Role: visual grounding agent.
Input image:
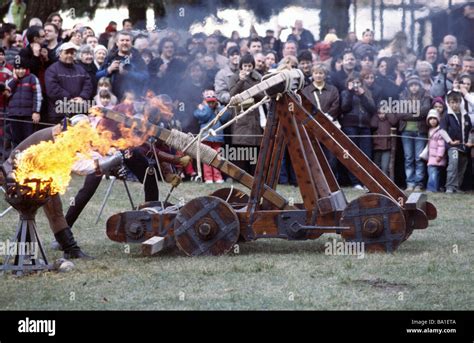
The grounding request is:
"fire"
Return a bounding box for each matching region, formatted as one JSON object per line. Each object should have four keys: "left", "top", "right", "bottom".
{"left": 14, "top": 96, "right": 174, "bottom": 196}
{"left": 13, "top": 120, "right": 137, "bottom": 195}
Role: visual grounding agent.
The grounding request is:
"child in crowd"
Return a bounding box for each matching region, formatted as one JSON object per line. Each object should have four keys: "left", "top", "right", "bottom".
{"left": 98, "top": 89, "right": 114, "bottom": 110}
{"left": 6, "top": 61, "right": 42, "bottom": 147}
{"left": 398, "top": 75, "right": 431, "bottom": 191}
{"left": 425, "top": 109, "right": 449, "bottom": 192}
{"left": 431, "top": 97, "right": 445, "bottom": 120}
{"left": 441, "top": 91, "right": 473, "bottom": 193}
{"left": 370, "top": 104, "right": 398, "bottom": 178}
{"left": 193, "top": 89, "right": 231, "bottom": 184}
{"left": 94, "top": 77, "right": 117, "bottom": 107}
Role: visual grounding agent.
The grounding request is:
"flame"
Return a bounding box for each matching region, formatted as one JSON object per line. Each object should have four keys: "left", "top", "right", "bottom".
{"left": 14, "top": 96, "right": 174, "bottom": 196}
{"left": 14, "top": 120, "right": 138, "bottom": 195}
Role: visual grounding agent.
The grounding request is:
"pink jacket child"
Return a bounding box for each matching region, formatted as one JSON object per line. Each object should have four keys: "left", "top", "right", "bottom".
{"left": 426, "top": 110, "right": 449, "bottom": 167}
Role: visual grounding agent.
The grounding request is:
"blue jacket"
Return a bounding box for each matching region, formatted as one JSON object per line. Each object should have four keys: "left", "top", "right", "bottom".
{"left": 96, "top": 48, "right": 148, "bottom": 100}
{"left": 193, "top": 104, "right": 231, "bottom": 143}
{"left": 6, "top": 74, "right": 42, "bottom": 117}
{"left": 45, "top": 61, "right": 93, "bottom": 119}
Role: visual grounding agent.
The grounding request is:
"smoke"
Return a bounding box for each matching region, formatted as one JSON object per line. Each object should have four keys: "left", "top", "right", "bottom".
{"left": 161, "top": 0, "right": 319, "bottom": 29}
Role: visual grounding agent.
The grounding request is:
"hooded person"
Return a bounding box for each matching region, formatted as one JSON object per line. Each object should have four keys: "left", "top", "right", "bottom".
{"left": 424, "top": 109, "right": 450, "bottom": 192}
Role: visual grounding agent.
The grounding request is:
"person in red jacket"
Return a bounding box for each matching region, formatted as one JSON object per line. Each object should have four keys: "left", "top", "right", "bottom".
{"left": 0, "top": 47, "right": 13, "bottom": 159}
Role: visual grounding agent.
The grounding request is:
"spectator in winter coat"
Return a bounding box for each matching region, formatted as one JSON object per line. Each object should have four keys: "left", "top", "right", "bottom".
{"left": 228, "top": 54, "right": 263, "bottom": 175}
{"left": 374, "top": 57, "right": 404, "bottom": 102}
{"left": 77, "top": 45, "right": 98, "bottom": 94}
{"left": 340, "top": 74, "right": 376, "bottom": 189}
{"left": 45, "top": 42, "right": 94, "bottom": 124}
{"left": 148, "top": 38, "right": 186, "bottom": 96}
{"left": 425, "top": 110, "right": 449, "bottom": 192}
{"left": 193, "top": 90, "right": 231, "bottom": 183}
{"left": 0, "top": 47, "right": 13, "bottom": 111}
{"left": 96, "top": 31, "right": 148, "bottom": 100}
{"left": 18, "top": 26, "right": 51, "bottom": 82}
{"left": 330, "top": 50, "right": 357, "bottom": 92}
{"left": 430, "top": 55, "right": 462, "bottom": 98}
{"left": 370, "top": 105, "right": 398, "bottom": 178}
{"left": 5, "top": 61, "right": 42, "bottom": 146}
{"left": 215, "top": 46, "right": 240, "bottom": 105}
{"left": 397, "top": 75, "right": 431, "bottom": 191}
{"left": 441, "top": 91, "right": 473, "bottom": 193}
{"left": 301, "top": 63, "right": 341, "bottom": 172}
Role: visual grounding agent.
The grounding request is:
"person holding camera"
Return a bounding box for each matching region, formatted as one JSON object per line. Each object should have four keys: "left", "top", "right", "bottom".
{"left": 96, "top": 31, "right": 148, "bottom": 100}
{"left": 340, "top": 74, "right": 376, "bottom": 189}
{"left": 431, "top": 55, "right": 462, "bottom": 98}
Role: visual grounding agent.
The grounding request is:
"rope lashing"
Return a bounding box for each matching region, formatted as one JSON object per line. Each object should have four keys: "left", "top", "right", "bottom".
{"left": 165, "top": 129, "right": 219, "bottom": 165}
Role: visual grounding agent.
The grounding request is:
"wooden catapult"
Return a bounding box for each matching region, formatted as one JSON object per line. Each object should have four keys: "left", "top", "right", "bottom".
{"left": 102, "top": 69, "right": 437, "bottom": 256}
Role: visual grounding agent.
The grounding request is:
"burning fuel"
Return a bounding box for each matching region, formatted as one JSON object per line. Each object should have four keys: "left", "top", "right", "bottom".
{"left": 13, "top": 120, "right": 142, "bottom": 195}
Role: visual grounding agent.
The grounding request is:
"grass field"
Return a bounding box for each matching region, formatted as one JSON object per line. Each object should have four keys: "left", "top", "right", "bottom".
{"left": 0, "top": 175, "right": 473, "bottom": 310}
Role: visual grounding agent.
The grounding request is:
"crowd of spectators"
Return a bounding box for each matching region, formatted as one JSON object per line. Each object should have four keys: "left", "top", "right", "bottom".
{"left": 0, "top": 3, "right": 473, "bottom": 192}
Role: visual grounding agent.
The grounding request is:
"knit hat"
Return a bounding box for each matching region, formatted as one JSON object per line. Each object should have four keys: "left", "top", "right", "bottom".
{"left": 431, "top": 96, "right": 445, "bottom": 109}
{"left": 13, "top": 60, "right": 27, "bottom": 69}
{"left": 426, "top": 109, "right": 440, "bottom": 125}
{"left": 94, "top": 45, "right": 108, "bottom": 55}
{"left": 406, "top": 74, "right": 422, "bottom": 87}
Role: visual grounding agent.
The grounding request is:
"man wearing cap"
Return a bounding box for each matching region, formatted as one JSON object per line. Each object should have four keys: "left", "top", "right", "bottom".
{"left": 44, "top": 42, "right": 94, "bottom": 124}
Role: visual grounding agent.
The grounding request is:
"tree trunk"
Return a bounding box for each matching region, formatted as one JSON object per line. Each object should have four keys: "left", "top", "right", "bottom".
{"left": 320, "top": 0, "right": 351, "bottom": 39}
{"left": 127, "top": 2, "right": 148, "bottom": 30}
{"left": 24, "top": 0, "right": 61, "bottom": 30}
{"left": 153, "top": 0, "right": 167, "bottom": 29}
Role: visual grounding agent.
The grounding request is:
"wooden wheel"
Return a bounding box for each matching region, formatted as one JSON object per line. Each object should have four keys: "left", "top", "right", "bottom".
{"left": 173, "top": 196, "right": 240, "bottom": 256}
{"left": 340, "top": 194, "right": 406, "bottom": 253}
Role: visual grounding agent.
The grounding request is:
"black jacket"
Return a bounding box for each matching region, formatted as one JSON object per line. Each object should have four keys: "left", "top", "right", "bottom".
{"left": 440, "top": 106, "right": 472, "bottom": 153}
{"left": 340, "top": 89, "right": 376, "bottom": 128}
{"left": 45, "top": 61, "right": 94, "bottom": 119}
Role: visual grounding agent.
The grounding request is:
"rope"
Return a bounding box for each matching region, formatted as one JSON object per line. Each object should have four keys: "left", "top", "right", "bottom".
{"left": 202, "top": 96, "right": 271, "bottom": 142}
{"left": 165, "top": 129, "right": 219, "bottom": 165}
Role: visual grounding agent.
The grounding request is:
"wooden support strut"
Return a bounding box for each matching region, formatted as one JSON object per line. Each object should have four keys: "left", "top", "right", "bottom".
{"left": 287, "top": 93, "right": 408, "bottom": 205}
